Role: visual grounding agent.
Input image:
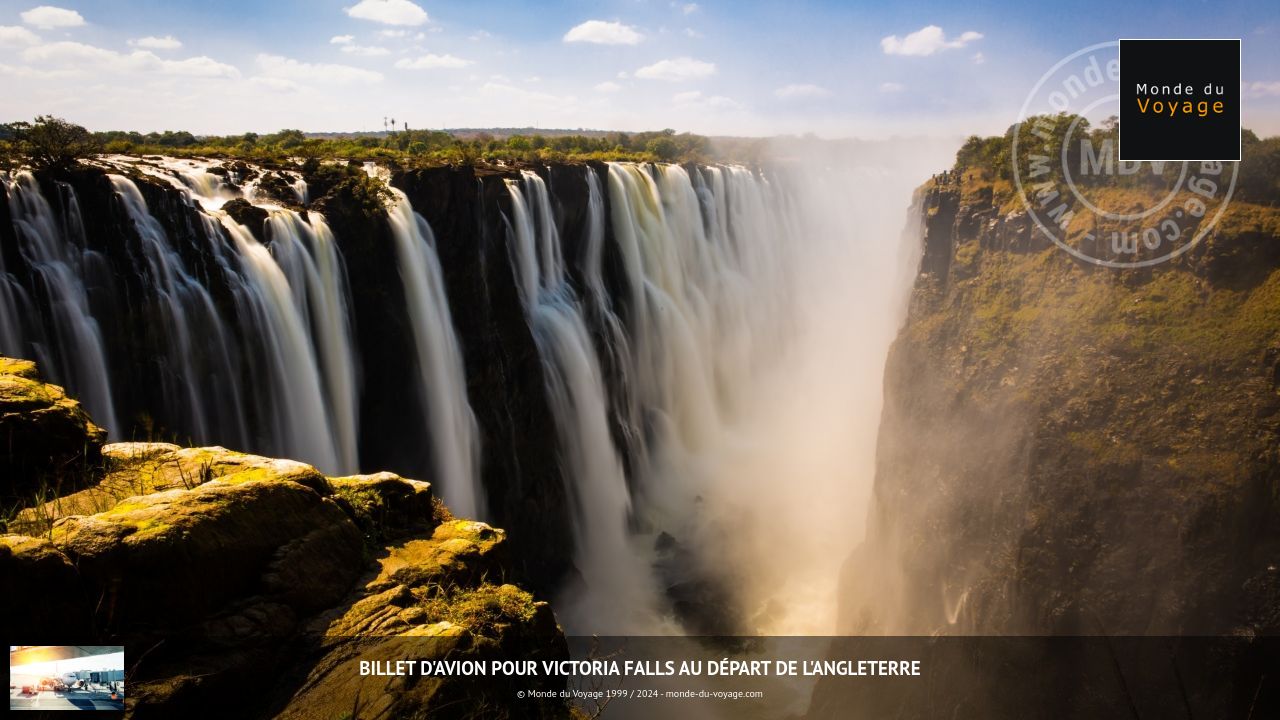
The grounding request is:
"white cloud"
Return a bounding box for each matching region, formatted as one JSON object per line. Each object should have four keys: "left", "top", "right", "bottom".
{"left": 1245, "top": 80, "right": 1280, "bottom": 98}
{"left": 880, "top": 25, "right": 983, "bottom": 56}
{"left": 341, "top": 44, "right": 391, "bottom": 56}
{"left": 394, "top": 53, "right": 472, "bottom": 69}
{"left": 683, "top": 27, "right": 703, "bottom": 39}
{"left": 679, "top": 3, "right": 700, "bottom": 14}
{"left": 0, "top": 25, "right": 40, "bottom": 46}
{"left": 330, "top": 35, "right": 354, "bottom": 44}
{"left": 563, "top": 20, "right": 643, "bottom": 46}
{"left": 971, "top": 52, "right": 985, "bottom": 65}
{"left": 256, "top": 53, "right": 382, "bottom": 84}
{"left": 774, "top": 83, "right": 830, "bottom": 99}
{"left": 22, "top": 41, "right": 239, "bottom": 78}
{"left": 20, "top": 5, "right": 84, "bottom": 30}
{"left": 673, "top": 89, "right": 739, "bottom": 109}
{"left": 22, "top": 41, "right": 115, "bottom": 65}
{"left": 378, "top": 29, "right": 407, "bottom": 38}
{"left": 635, "top": 56, "right": 716, "bottom": 81}
{"left": 128, "top": 35, "right": 182, "bottom": 50}
{"left": 345, "top": 0, "right": 429, "bottom": 26}
{"left": 469, "top": 30, "right": 492, "bottom": 41}
{"left": 879, "top": 82, "right": 904, "bottom": 93}
{"left": 161, "top": 55, "right": 240, "bottom": 78}
{"left": 594, "top": 80, "right": 621, "bottom": 93}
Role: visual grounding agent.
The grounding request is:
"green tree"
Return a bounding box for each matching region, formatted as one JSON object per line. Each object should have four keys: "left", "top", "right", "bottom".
{"left": 12, "top": 116, "right": 101, "bottom": 170}
{"left": 646, "top": 136, "right": 679, "bottom": 161}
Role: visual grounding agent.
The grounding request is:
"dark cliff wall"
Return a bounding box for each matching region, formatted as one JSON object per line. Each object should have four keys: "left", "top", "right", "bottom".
{"left": 843, "top": 181, "right": 1280, "bottom": 638}
{"left": 393, "top": 165, "right": 574, "bottom": 590}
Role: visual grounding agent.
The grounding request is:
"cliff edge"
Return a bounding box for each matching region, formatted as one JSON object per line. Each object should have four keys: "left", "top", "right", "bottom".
{"left": 0, "top": 357, "right": 570, "bottom": 719}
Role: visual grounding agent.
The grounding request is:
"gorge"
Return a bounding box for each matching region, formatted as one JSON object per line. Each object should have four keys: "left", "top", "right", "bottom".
{"left": 6, "top": 131, "right": 1276, "bottom": 718}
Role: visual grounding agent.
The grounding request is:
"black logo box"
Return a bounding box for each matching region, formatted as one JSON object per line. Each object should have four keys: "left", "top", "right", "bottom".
{"left": 1119, "top": 39, "right": 1241, "bottom": 162}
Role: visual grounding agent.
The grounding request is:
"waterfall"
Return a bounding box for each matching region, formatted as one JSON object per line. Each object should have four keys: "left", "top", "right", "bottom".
{"left": 504, "top": 170, "right": 663, "bottom": 633}
{"left": 2, "top": 152, "right": 943, "bottom": 637}
{"left": 2, "top": 171, "right": 119, "bottom": 433}
{"left": 155, "top": 165, "right": 360, "bottom": 475}
{"left": 606, "top": 164, "right": 727, "bottom": 484}
{"left": 602, "top": 158, "right": 937, "bottom": 634}
{"left": 216, "top": 216, "right": 345, "bottom": 474}
{"left": 266, "top": 211, "right": 360, "bottom": 474}
{"left": 109, "top": 175, "right": 248, "bottom": 446}
{"left": 385, "top": 188, "right": 482, "bottom": 519}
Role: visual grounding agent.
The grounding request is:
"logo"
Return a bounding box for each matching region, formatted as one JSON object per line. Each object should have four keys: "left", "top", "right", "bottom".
{"left": 1012, "top": 41, "right": 1237, "bottom": 268}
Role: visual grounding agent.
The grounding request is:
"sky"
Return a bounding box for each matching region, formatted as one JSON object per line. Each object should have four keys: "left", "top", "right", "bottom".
{"left": 0, "top": 0, "right": 1278, "bottom": 138}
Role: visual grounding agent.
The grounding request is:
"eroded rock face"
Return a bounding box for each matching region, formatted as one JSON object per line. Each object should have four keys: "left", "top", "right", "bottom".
{"left": 840, "top": 178, "right": 1280, "bottom": 639}
{"left": 55, "top": 475, "right": 362, "bottom": 635}
{"left": 271, "top": 519, "right": 566, "bottom": 720}
{"left": 0, "top": 357, "right": 106, "bottom": 506}
{"left": 0, "top": 363, "right": 568, "bottom": 719}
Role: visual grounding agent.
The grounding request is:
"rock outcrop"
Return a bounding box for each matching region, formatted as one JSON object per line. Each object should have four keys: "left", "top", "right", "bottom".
{"left": 0, "top": 356, "right": 106, "bottom": 505}
{"left": 0, "top": 358, "right": 569, "bottom": 719}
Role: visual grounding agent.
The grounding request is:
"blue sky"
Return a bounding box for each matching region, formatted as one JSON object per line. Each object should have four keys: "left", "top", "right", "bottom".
{"left": 1, "top": 0, "right": 1278, "bottom": 137}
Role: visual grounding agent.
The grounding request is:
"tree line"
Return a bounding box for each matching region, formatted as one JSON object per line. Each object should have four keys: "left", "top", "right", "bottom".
{"left": 951, "top": 113, "right": 1279, "bottom": 206}
{"left": 0, "top": 116, "right": 720, "bottom": 170}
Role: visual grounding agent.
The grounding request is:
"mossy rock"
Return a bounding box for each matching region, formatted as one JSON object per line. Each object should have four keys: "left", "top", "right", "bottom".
{"left": 0, "top": 356, "right": 106, "bottom": 508}
{"left": 52, "top": 476, "right": 362, "bottom": 636}
{"left": 11, "top": 443, "right": 330, "bottom": 535}
{"left": 329, "top": 471, "right": 435, "bottom": 541}
{"left": 365, "top": 520, "right": 508, "bottom": 594}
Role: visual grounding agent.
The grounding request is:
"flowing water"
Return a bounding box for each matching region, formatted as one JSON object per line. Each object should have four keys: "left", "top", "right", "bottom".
{"left": 1, "top": 147, "right": 948, "bottom": 639}
{"left": 385, "top": 187, "right": 482, "bottom": 519}
{"left": 2, "top": 171, "right": 119, "bottom": 433}
{"left": 505, "top": 170, "right": 665, "bottom": 632}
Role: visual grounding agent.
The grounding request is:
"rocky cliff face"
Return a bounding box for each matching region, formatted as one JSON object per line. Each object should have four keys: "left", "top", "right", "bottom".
{"left": 0, "top": 357, "right": 569, "bottom": 719}
{"left": 812, "top": 172, "right": 1280, "bottom": 717}
{"left": 844, "top": 176, "right": 1280, "bottom": 637}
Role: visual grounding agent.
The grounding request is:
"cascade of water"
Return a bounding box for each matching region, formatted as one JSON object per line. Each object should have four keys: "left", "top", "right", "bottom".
{"left": 3, "top": 172, "right": 119, "bottom": 433}
{"left": 292, "top": 177, "right": 310, "bottom": 205}
{"left": 217, "top": 216, "right": 343, "bottom": 473}
{"left": 267, "top": 211, "right": 361, "bottom": 474}
{"left": 145, "top": 162, "right": 361, "bottom": 474}
{"left": 107, "top": 168, "right": 361, "bottom": 474}
{"left": 505, "top": 170, "right": 662, "bottom": 633}
{"left": 602, "top": 158, "right": 931, "bottom": 635}
{"left": 108, "top": 175, "right": 249, "bottom": 446}
{"left": 0, "top": 172, "right": 30, "bottom": 354}
{"left": 0, "top": 228, "right": 29, "bottom": 354}
{"left": 606, "top": 164, "right": 723, "bottom": 477}
{"left": 385, "top": 188, "right": 482, "bottom": 518}
{"left": 580, "top": 170, "right": 641, "bottom": 462}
